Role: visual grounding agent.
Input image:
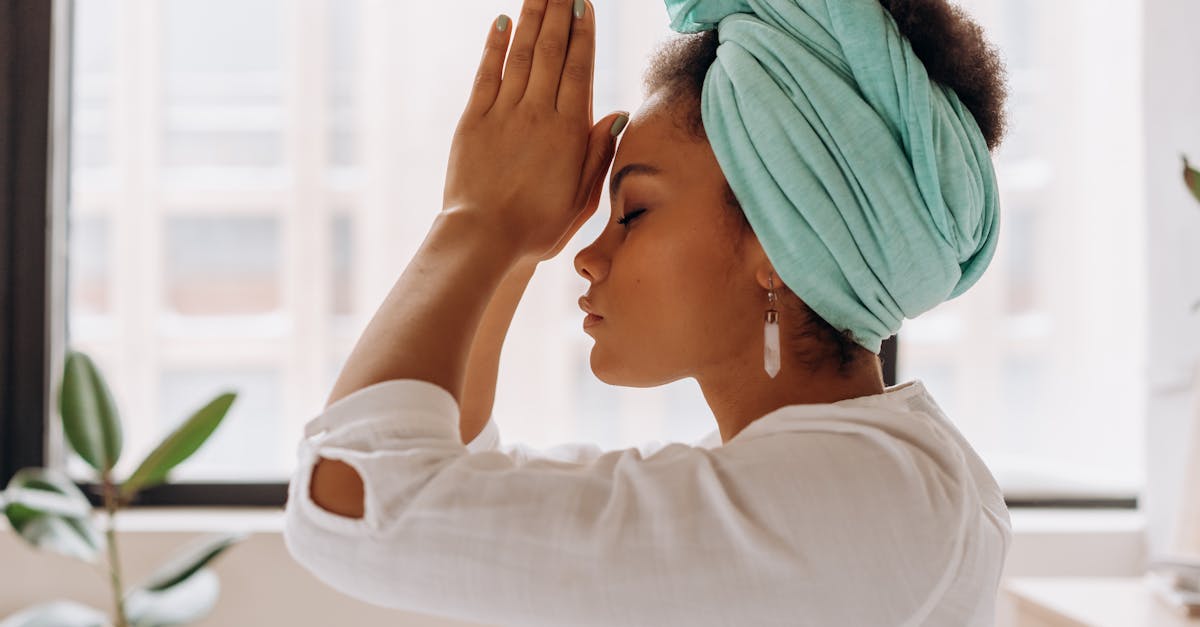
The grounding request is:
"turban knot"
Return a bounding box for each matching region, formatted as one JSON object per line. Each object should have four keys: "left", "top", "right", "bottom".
{"left": 664, "top": 0, "right": 1001, "bottom": 353}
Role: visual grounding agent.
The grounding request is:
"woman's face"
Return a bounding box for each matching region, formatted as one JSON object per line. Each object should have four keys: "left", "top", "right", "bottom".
{"left": 574, "top": 91, "right": 773, "bottom": 387}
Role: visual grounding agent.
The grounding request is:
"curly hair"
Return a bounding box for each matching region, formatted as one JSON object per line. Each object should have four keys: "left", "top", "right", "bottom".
{"left": 642, "top": 0, "right": 1008, "bottom": 377}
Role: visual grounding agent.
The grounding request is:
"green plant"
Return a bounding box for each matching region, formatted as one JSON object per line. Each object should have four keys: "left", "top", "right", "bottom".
{"left": 1186, "top": 156, "right": 1200, "bottom": 314}
{"left": 1186, "top": 156, "right": 1200, "bottom": 203}
{"left": 0, "top": 350, "right": 243, "bottom": 627}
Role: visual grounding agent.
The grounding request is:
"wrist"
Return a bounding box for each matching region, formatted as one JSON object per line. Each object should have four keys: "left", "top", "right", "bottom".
{"left": 433, "top": 208, "right": 528, "bottom": 270}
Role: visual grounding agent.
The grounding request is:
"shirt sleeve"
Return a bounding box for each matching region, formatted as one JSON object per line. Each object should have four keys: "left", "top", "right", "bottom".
{"left": 461, "top": 406, "right": 614, "bottom": 465}
{"left": 282, "top": 378, "right": 968, "bottom": 627}
{"left": 464, "top": 407, "right": 719, "bottom": 460}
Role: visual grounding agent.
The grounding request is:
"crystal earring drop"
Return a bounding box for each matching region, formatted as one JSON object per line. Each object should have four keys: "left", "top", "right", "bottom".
{"left": 764, "top": 274, "right": 781, "bottom": 378}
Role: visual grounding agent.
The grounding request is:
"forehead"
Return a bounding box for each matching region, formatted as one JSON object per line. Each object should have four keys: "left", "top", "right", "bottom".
{"left": 610, "top": 96, "right": 722, "bottom": 194}
{"left": 612, "top": 96, "right": 690, "bottom": 167}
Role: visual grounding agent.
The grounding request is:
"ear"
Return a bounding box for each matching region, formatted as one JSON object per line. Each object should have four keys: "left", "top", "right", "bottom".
{"left": 755, "top": 265, "right": 779, "bottom": 292}
{"left": 738, "top": 235, "right": 776, "bottom": 291}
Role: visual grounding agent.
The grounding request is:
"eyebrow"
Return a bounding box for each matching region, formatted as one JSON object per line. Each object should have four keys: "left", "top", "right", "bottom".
{"left": 609, "top": 163, "right": 664, "bottom": 200}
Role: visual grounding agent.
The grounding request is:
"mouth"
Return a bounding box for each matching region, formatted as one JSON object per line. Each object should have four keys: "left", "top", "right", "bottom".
{"left": 578, "top": 295, "right": 604, "bottom": 319}
{"left": 579, "top": 295, "right": 604, "bottom": 331}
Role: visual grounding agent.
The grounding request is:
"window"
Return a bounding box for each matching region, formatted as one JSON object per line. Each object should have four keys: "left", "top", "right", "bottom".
{"left": 894, "top": 0, "right": 1145, "bottom": 504}
{"left": 0, "top": 0, "right": 1143, "bottom": 508}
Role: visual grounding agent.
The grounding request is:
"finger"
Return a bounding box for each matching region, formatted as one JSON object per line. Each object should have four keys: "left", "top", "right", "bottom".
{"left": 572, "top": 111, "right": 626, "bottom": 210}
{"left": 556, "top": 1, "right": 594, "bottom": 114}
{"left": 463, "top": 14, "right": 512, "bottom": 118}
{"left": 585, "top": 144, "right": 607, "bottom": 210}
{"left": 586, "top": 6, "right": 595, "bottom": 121}
{"left": 495, "top": 0, "right": 548, "bottom": 107}
{"left": 548, "top": 114, "right": 622, "bottom": 260}
{"left": 525, "top": 0, "right": 576, "bottom": 107}
{"left": 588, "top": 137, "right": 609, "bottom": 207}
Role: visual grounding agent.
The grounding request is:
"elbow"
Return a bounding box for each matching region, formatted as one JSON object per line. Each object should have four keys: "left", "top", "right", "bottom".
{"left": 310, "top": 456, "right": 366, "bottom": 519}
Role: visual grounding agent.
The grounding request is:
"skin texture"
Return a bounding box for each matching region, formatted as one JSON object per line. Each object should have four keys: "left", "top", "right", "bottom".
{"left": 573, "top": 89, "right": 886, "bottom": 445}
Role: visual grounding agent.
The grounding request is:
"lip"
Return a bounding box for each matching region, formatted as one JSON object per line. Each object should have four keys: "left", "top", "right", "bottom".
{"left": 579, "top": 295, "right": 604, "bottom": 331}
{"left": 578, "top": 295, "right": 604, "bottom": 318}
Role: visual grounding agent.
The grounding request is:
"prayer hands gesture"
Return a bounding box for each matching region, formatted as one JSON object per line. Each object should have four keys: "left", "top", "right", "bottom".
{"left": 442, "top": 0, "right": 627, "bottom": 262}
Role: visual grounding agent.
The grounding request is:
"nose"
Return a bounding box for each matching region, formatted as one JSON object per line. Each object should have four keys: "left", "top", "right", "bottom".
{"left": 574, "top": 235, "right": 609, "bottom": 284}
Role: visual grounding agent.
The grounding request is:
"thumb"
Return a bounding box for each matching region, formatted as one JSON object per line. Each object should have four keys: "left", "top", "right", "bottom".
{"left": 574, "top": 111, "right": 629, "bottom": 210}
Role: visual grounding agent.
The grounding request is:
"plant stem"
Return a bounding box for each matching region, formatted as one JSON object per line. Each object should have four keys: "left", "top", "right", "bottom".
{"left": 102, "top": 473, "right": 130, "bottom": 627}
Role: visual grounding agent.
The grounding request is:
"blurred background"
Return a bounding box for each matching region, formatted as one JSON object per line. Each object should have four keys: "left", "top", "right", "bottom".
{"left": 64, "top": 0, "right": 1145, "bottom": 500}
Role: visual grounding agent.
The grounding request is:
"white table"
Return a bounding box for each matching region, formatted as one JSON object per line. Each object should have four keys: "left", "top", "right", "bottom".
{"left": 1003, "top": 577, "right": 1200, "bottom": 627}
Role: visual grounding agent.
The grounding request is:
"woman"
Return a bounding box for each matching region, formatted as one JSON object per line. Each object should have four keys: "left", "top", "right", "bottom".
{"left": 283, "top": 0, "right": 1010, "bottom": 625}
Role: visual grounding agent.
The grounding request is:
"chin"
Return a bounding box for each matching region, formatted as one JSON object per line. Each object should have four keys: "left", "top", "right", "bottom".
{"left": 588, "top": 348, "right": 680, "bottom": 388}
{"left": 588, "top": 347, "right": 638, "bottom": 387}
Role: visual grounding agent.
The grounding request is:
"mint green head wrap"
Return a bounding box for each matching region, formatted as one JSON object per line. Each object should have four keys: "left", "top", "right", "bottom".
{"left": 662, "top": 0, "right": 1001, "bottom": 354}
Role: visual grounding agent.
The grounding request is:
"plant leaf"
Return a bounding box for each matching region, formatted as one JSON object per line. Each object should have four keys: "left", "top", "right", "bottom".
{"left": 0, "top": 600, "right": 110, "bottom": 627}
{"left": 5, "top": 469, "right": 95, "bottom": 516}
{"left": 124, "top": 569, "right": 219, "bottom": 627}
{"left": 119, "top": 392, "right": 236, "bottom": 500}
{"left": 59, "top": 350, "right": 123, "bottom": 474}
{"left": 1184, "top": 155, "right": 1200, "bottom": 205}
{"left": 3, "top": 468, "right": 102, "bottom": 562}
{"left": 5, "top": 486, "right": 91, "bottom": 518}
{"left": 134, "top": 531, "right": 245, "bottom": 593}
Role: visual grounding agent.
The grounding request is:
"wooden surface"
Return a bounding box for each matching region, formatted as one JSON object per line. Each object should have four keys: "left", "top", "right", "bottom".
{"left": 1004, "top": 577, "right": 1200, "bottom": 627}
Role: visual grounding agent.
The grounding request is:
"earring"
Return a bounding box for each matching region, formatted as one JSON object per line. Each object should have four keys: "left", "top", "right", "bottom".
{"left": 764, "top": 274, "right": 781, "bottom": 378}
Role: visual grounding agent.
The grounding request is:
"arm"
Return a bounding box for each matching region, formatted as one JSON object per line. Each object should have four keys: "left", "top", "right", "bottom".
{"left": 328, "top": 255, "right": 536, "bottom": 444}
{"left": 306, "top": 0, "right": 619, "bottom": 519}
{"left": 284, "top": 382, "right": 964, "bottom": 626}
{"left": 324, "top": 213, "right": 519, "bottom": 411}
{"left": 458, "top": 258, "right": 537, "bottom": 445}
{"left": 313, "top": 213, "right": 522, "bottom": 518}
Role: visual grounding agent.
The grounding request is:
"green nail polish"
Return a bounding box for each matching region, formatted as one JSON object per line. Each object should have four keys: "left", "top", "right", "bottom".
{"left": 496, "top": 15, "right": 509, "bottom": 32}
{"left": 610, "top": 113, "right": 629, "bottom": 137}
{"left": 574, "top": 0, "right": 585, "bottom": 19}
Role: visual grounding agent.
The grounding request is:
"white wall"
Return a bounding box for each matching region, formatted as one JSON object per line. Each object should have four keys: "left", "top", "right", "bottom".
{"left": 1141, "top": 0, "right": 1200, "bottom": 561}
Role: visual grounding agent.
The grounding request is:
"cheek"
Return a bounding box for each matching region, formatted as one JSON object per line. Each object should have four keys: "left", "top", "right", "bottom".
{"left": 625, "top": 227, "right": 734, "bottom": 331}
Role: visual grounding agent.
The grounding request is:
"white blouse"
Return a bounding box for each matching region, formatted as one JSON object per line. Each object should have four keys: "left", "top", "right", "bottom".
{"left": 282, "top": 378, "right": 1011, "bottom": 627}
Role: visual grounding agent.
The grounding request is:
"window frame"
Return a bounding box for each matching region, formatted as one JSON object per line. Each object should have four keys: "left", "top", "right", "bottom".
{"left": 0, "top": 0, "right": 1133, "bottom": 510}
{"left": 1, "top": 0, "right": 59, "bottom": 498}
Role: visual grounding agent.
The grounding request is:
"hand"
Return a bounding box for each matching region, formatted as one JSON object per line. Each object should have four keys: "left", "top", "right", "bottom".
{"left": 441, "top": 0, "right": 627, "bottom": 263}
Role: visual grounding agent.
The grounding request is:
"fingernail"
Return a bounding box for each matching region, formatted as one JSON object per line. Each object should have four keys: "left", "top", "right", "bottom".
{"left": 574, "top": 0, "right": 585, "bottom": 19}
{"left": 496, "top": 14, "right": 509, "bottom": 32}
{"left": 610, "top": 113, "right": 629, "bottom": 137}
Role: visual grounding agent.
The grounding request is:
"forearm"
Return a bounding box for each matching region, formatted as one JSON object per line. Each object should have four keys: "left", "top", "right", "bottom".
{"left": 313, "top": 212, "right": 524, "bottom": 519}
{"left": 459, "top": 259, "right": 537, "bottom": 445}
{"left": 325, "top": 211, "right": 522, "bottom": 410}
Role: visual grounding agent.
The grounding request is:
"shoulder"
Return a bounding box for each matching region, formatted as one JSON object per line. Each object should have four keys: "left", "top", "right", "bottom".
{"left": 717, "top": 417, "right": 979, "bottom": 535}
{"left": 718, "top": 424, "right": 981, "bottom": 585}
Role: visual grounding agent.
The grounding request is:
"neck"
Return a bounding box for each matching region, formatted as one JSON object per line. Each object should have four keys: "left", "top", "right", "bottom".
{"left": 696, "top": 351, "right": 886, "bottom": 445}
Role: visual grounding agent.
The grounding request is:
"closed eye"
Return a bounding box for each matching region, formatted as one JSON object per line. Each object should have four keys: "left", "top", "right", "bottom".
{"left": 616, "top": 208, "right": 647, "bottom": 228}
